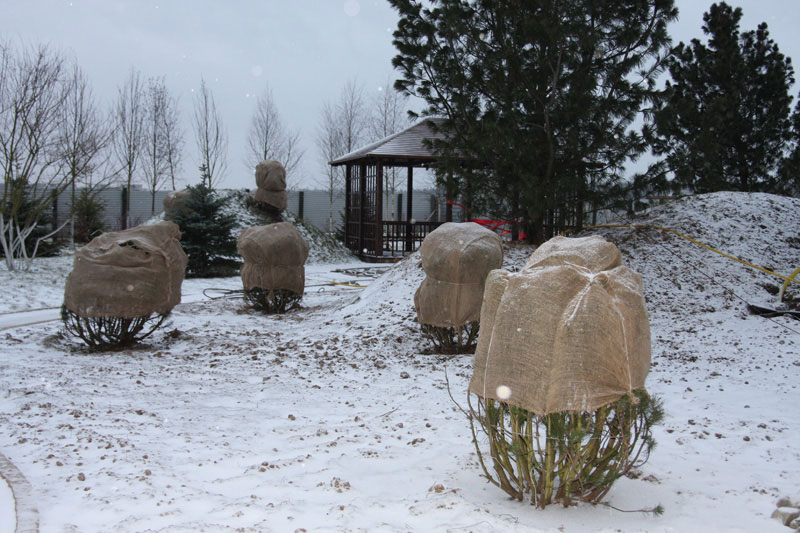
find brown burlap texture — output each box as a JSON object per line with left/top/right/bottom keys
{"left": 469, "top": 235, "right": 651, "bottom": 415}
{"left": 238, "top": 222, "right": 309, "bottom": 295}
{"left": 414, "top": 222, "right": 503, "bottom": 328}
{"left": 162, "top": 189, "right": 191, "bottom": 215}
{"left": 254, "top": 160, "right": 287, "bottom": 210}
{"left": 63, "top": 221, "right": 188, "bottom": 318}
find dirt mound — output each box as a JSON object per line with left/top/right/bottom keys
{"left": 581, "top": 192, "right": 800, "bottom": 317}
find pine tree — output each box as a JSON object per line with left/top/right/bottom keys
{"left": 779, "top": 97, "right": 800, "bottom": 196}
{"left": 71, "top": 187, "right": 106, "bottom": 244}
{"left": 390, "top": 0, "right": 677, "bottom": 243}
{"left": 166, "top": 166, "right": 239, "bottom": 277}
{"left": 648, "top": 2, "right": 795, "bottom": 194}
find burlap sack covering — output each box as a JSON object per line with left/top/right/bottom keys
{"left": 469, "top": 235, "right": 651, "bottom": 414}
{"left": 414, "top": 222, "right": 503, "bottom": 328}
{"left": 253, "top": 160, "right": 287, "bottom": 211}
{"left": 238, "top": 222, "right": 309, "bottom": 295}
{"left": 63, "top": 221, "right": 188, "bottom": 318}
{"left": 163, "top": 189, "right": 192, "bottom": 215}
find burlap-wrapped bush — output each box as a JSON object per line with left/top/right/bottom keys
{"left": 415, "top": 222, "right": 503, "bottom": 324}
{"left": 469, "top": 235, "right": 650, "bottom": 413}
{"left": 62, "top": 221, "right": 188, "bottom": 349}
{"left": 253, "top": 160, "right": 287, "bottom": 211}
{"left": 162, "top": 189, "right": 192, "bottom": 217}
{"left": 238, "top": 222, "right": 309, "bottom": 312}
{"left": 413, "top": 222, "right": 502, "bottom": 353}
{"left": 467, "top": 235, "right": 661, "bottom": 508}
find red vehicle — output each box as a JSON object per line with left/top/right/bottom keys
{"left": 447, "top": 200, "right": 527, "bottom": 240}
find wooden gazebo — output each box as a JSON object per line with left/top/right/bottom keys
{"left": 330, "top": 118, "right": 453, "bottom": 262}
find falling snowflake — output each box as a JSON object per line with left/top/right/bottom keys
{"left": 496, "top": 385, "right": 512, "bottom": 400}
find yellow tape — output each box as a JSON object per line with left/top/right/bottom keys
{"left": 327, "top": 280, "right": 368, "bottom": 288}
{"left": 583, "top": 224, "right": 798, "bottom": 285}
{"left": 779, "top": 266, "right": 800, "bottom": 300}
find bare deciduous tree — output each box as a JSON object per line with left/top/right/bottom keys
{"left": 162, "top": 89, "right": 184, "bottom": 191}
{"left": 0, "top": 42, "right": 70, "bottom": 270}
{"left": 316, "top": 80, "right": 367, "bottom": 233}
{"left": 246, "top": 86, "right": 303, "bottom": 185}
{"left": 370, "top": 75, "right": 412, "bottom": 220}
{"left": 193, "top": 78, "right": 227, "bottom": 188}
{"left": 112, "top": 67, "right": 145, "bottom": 229}
{"left": 339, "top": 79, "right": 367, "bottom": 156}
{"left": 57, "top": 63, "right": 112, "bottom": 248}
{"left": 317, "top": 100, "right": 344, "bottom": 233}
{"left": 142, "top": 77, "right": 170, "bottom": 215}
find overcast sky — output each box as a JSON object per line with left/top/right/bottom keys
{"left": 2, "top": 0, "right": 799, "bottom": 190}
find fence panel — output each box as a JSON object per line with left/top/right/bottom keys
{"left": 4, "top": 182, "right": 457, "bottom": 238}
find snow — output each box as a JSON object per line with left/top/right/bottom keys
{"left": 0, "top": 475, "right": 13, "bottom": 533}
{"left": 0, "top": 191, "right": 798, "bottom": 532}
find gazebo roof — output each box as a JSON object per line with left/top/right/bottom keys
{"left": 329, "top": 117, "right": 448, "bottom": 167}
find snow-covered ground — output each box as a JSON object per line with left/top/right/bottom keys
{"left": 0, "top": 191, "right": 798, "bottom": 532}
{"left": 0, "top": 475, "right": 13, "bottom": 533}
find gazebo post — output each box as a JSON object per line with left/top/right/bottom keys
{"left": 406, "top": 166, "right": 413, "bottom": 252}
{"left": 328, "top": 118, "right": 458, "bottom": 261}
{"left": 359, "top": 162, "right": 366, "bottom": 255}
{"left": 376, "top": 162, "right": 383, "bottom": 258}
{"left": 344, "top": 163, "right": 351, "bottom": 246}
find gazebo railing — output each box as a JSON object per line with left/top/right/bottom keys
{"left": 382, "top": 220, "right": 442, "bottom": 255}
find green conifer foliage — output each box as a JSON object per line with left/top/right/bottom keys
{"left": 390, "top": 0, "right": 677, "bottom": 243}
{"left": 72, "top": 188, "right": 106, "bottom": 243}
{"left": 778, "top": 97, "right": 800, "bottom": 196}
{"left": 469, "top": 391, "right": 664, "bottom": 509}
{"left": 166, "top": 167, "right": 239, "bottom": 277}
{"left": 648, "top": 2, "right": 795, "bottom": 194}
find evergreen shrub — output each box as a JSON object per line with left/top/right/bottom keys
{"left": 166, "top": 171, "right": 239, "bottom": 278}
{"left": 468, "top": 390, "right": 663, "bottom": 508}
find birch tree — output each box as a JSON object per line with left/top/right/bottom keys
{"left": 162, "top": 89, "right": 184, "bottom": 191}
{"left": 246, "top": 86, "right": 303, "bottom": 184}
{"left": 316, "top": 80, "right": 367, "bottom": 232}
{"left": 112, "top": 68, "right": 145, "bottom": 229}
{"left": 57, "top": 63, "right": 111, "bottom": 248}
{"left": 370, "top": 75, "right": 412, "bottom": 220}
{"left": 0, "top": 42, "right": 70, "bottom": 270}
{"left": 193, "top": 78, "right": 227, "bottom": 188}
{"left": 142, "top": 77, "right": 170, "bottom": 215}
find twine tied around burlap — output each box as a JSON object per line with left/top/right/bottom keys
{"left": 414, "top": 222, "right": 503, "bottom": 328}
{"left": 63, "top": 221, "right": 188, "bottom": 318}
{"left": 238, "top": 222, "right": 309, "bottom": 296}
{"left": 469, "top": 235, "right": 651, "bottom": 415}
{"left": 253, "top": 160, "right": 287, "bottom": 211}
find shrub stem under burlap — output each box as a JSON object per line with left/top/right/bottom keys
{"left": 61, "top": 306, "right": 169, "bottom": 351}
{"left": 468, "top": 390, "right": 663, "bottom": 508}
{"left": 243, "top": 288, "right": 302, "bottom": 314}
{"left": 420, "top": 321, "right": 479, "bottom": 354}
